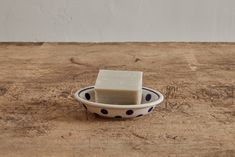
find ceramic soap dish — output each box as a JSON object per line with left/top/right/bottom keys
{"left": 74, "top": 86, "right": 164, "bottom": 119}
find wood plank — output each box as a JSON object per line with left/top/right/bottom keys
{"left": 0, "top": 43, "right": 234, "bottom": 157}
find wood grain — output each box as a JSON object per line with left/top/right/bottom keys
{"left": 0, "top": 43, "right": 234, "bottom": 157}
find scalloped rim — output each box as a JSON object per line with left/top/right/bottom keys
{"left": 74, "top": 86, "right": 164, "bottom": 109}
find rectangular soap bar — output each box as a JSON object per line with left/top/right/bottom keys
{"left": 95, "top": 70, "right": 143, "bottom": 105}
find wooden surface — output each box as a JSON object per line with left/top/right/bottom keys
{"left": 0, "top": 43, "right": 234, "bottom": 157}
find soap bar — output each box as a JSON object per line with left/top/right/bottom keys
{"left": 95, "top": 70, "right": 143, "bottom": 105}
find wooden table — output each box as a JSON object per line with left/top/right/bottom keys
{"left": 0, "top": 43, "right": 234, "bottom": 157}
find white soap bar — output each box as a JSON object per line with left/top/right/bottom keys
{"left": 95, "top": 70, "right": 143, "bottom": 105}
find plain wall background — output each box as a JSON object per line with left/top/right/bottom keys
{"left": 0, "top": 0, "right": 235, "bottom": 42}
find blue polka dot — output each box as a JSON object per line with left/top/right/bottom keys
{"left": 148, "top": 107, "right": 153, "bottom": 112}
{"left": 136, "top": 114, "right": 143, "bottom": 117}
{"left": 85, "top": 93, "right": 91, "bottom": 100}
{"left": 126, "top": 110, "right": 134, "bottom": 115}
{"left": 101, "top": 109, "right": 108, "bottom": 114}
{"left": 146, "top": 94, "right": 151, "bottom": 101}
{"left": 115, "top": 116, "right": 122, "bottom": 118}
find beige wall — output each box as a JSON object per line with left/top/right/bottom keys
{"left": 0, "top": 0, "right": 235, "bottom": 42}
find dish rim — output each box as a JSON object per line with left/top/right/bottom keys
{"left": 74, "top": 86, "right": 164, "bottom": 109}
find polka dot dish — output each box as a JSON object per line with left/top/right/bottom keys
{"left": 74, "top": 86, "right": 164, "bottom": 119}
